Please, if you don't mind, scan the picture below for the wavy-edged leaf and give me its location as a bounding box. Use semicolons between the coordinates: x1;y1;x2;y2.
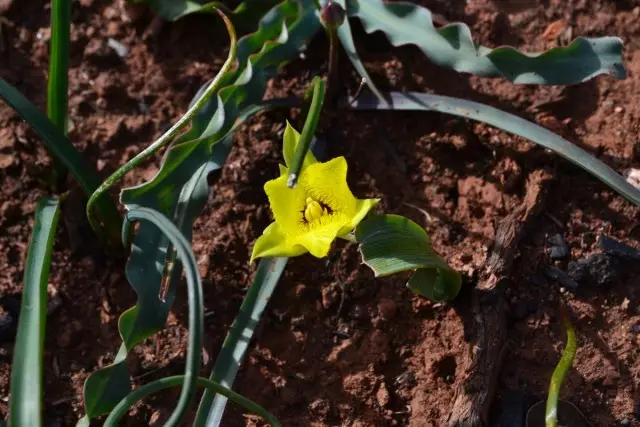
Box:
348;0;626;84
355;214;461;301
79;4;315;421
80;207;204;426
195;258;287;426
9;197;61;427
349;91;640;206
0;78;121;241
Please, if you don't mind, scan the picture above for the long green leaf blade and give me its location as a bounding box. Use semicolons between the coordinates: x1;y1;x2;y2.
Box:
195;257;288;427
349;92;640;206
350;0;626;84
0;79;122;241
9;197;61;427
47;0;71;189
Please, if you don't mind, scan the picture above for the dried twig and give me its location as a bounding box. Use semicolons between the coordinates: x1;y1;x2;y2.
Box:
446;169;553;427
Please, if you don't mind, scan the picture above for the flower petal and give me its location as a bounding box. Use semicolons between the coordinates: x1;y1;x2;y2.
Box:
294;220;345;258
340;197;380;236
299;157;357;214
250;222;307;262
264;174;306;232
283;121;317;169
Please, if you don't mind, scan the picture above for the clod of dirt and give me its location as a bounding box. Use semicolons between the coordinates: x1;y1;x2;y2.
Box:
547;233;570;260
376;381;391;407
567;254;621;287
377;298;397;321
599;235;640;260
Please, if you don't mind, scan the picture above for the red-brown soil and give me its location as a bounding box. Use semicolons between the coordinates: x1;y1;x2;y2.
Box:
0;0;639;426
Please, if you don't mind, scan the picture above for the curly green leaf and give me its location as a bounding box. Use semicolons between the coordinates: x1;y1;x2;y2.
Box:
348;0;626;84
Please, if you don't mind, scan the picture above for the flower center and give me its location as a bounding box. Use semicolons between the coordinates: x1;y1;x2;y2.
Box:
303;197;329;223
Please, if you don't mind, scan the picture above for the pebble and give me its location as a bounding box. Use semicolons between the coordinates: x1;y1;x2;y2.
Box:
543;265;579;290
599;235;640;260
107;38;128;57
376;381;391;407
548;233;570;260
568;254;620;287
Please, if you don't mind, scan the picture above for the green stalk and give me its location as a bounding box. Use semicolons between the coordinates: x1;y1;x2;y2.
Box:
9;198;61;427
104;376;281;427
287;77;325;188
85;8;238;243
47;0;71;191
119;208;203;427
545;307;578;427
194;258;287;427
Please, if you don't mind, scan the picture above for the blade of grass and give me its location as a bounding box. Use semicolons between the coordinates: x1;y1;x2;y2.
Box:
349;91;640;206
104;376;281;427
8;197;61;427
545;307;577;427
0;78;121;244
194;257;288;427
117;207;204;427
47;0;71;191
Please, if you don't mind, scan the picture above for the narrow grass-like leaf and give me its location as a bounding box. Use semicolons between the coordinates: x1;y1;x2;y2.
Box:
545;307;578;427
334;0;387;105
349;92;640;206
105;376;282;427
355;214;461;301
47;0;71;189
195;257;288;427
9;197;61;427
0;78;121;242
349;0;626;84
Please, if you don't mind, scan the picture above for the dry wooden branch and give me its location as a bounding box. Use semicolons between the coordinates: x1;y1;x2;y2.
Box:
446;169;553;427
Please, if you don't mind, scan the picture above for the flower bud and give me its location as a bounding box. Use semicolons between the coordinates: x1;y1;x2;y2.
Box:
321;1;346;31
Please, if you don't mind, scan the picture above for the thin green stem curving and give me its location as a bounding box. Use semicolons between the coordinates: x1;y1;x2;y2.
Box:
85;8;238;243
287;77;325;188
104;376;281;427
118;208;203;427
545;307;578;427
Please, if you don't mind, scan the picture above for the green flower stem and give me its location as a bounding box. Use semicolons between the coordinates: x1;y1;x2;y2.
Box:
326;28;339;105
545;307;578;427
47;0;71;191
85;8;238;243
287;77;325;188
103;376;282;427
119;208;204;427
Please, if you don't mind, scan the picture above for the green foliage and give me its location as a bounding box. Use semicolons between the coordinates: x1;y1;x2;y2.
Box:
9;198;61;427
80;207;205;427
545;308;578;427
194;258;288;426
105;375;282;427
0;78;122;241
355;214;461;301
346;0;625;85
349;92;640;207
47;0;71;189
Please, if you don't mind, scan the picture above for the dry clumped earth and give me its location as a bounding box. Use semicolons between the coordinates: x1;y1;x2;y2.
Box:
0;0;639;426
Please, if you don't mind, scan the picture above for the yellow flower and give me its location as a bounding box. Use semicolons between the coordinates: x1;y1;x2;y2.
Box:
250;123;379;262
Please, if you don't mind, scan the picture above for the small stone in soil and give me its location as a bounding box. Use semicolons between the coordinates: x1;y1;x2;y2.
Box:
543;265;579;290
599;235;640;260
547;233;569;260
568;254;620;287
